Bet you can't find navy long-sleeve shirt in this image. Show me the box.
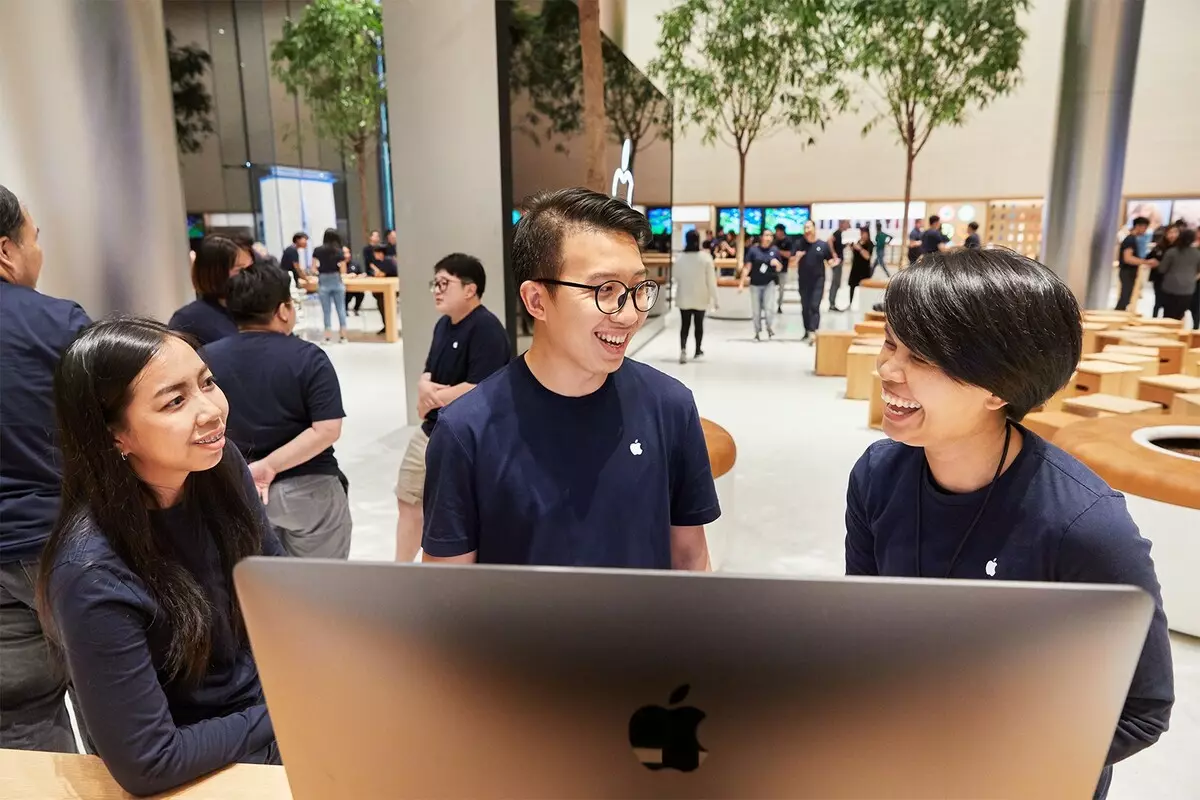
[45,451,285,796]
[845,426,1174,799]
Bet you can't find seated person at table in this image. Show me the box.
[168,235,254,346]
[368,244,398,334]
[38,318,284,797]
[394,253,509,562]
[422,188,719,569]
[204,264,351,559]
[344,244,366,315]
[844,248,1173,800]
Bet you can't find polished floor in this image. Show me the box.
[323,289,1199,799]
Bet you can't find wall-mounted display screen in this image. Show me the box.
[647,207,671,235]
[512,209,522,225]
[1125,199,1173,230]
[186,214,205,239]
[718,206,763,235]
[764,206,810,235]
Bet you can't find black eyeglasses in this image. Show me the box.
[429,277,463,293]
[536,279,659,314]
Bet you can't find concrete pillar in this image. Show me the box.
[0,1,191,319]
[1041,0,1144,309]
[379,0,509,426]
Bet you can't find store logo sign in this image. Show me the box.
[611,138,635,206]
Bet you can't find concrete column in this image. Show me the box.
[0,1,191,318]
[379,0,509,425]
[1041,0,1144,309]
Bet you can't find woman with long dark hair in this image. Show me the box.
[847,226,874,309]
[845,249,1173,799]
[1156,227,1200,321]
[37,318,283,796]
[168,235,253,345]
[673,228,718,363]
[1146,224,1179,318]
[309,227,349,343]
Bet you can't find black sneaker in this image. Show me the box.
[694,350,705,360]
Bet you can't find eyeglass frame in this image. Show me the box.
[534,278,660,314]
[428,276,465,293]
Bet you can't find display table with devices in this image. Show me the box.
[0,750,291,800]
[1054,414,1200,636]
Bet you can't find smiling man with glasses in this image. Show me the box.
[393,253,509,562]
[421,187,719,570]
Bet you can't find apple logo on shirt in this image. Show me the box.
[452,341,459,349]
[630,440,643,456]
[986,558,998,577]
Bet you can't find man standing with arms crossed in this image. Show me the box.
[421,188,718,569]
[0,186,91,752]
[394,253,510,561]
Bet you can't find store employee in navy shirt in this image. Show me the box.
[168,235,253,346]
[422,188,719,569]
[0,186,92,753]
[394,253,510,562]
[845,249,1173,799]
[740,229,783,341]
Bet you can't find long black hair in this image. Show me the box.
[38,317,266,685]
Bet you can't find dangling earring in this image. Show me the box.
[119,451,128,461]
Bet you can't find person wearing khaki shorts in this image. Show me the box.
[394,254,511,561]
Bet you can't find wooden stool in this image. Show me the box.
[1074,361,1142,398]
[1185,331,1200,349]
[814,330,860,376]
[1081,322,1107,355]
[1086,351,1159,378]
[868,371,884,430]
[1023,411,1093,442]
[1062,394,1162,418]
[853,336,885,347]
[853,320,886,336]
[846,345,881,400]
[1103,344,1159,359]
[1094,331,1156,351]
[1138,374,1200,408]
[1125,338,1186,374]
[1185,348,1200,377]
[1121,325,1181,338]
[1172,393,1200,417]
[865,310,887,323]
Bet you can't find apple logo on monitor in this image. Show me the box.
[628,684,707,772]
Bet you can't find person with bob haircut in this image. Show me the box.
[204,264,352,559]
[844,248,1173,799]
[168,234,254,346]
[38,318,284,796]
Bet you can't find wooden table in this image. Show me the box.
[342,276,400,343]
[0,750,291,800]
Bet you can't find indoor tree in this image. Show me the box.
[650,0,848,265]
[270,0,386,244]
[846,0,1029,241]
[578,0,608,192]
[166,30,214,156]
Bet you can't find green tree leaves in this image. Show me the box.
[166,30,214,156]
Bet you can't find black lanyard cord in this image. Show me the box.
[916,421,1013,579]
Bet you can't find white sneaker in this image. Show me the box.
[679,349,688,364]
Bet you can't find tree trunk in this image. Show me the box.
[578,0,607,193]
[901,138,914,269]
[736,146,747,272]
[355,141,370,248]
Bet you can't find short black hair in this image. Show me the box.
[226,263,292,327]
[512,187,651,288]
[968,221,979,232]
[684,229,701,252]
[884,248,1081,421]
[1132,216,1150,227]
[928,215,941,226]
[0,185,24,242]
[372,245,386,255]
[434,252,487,298]
[292,232,308,244]
[1177,228,1197,249]
[775,223,786,233]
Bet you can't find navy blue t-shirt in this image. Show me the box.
[202,332,345,481]
[744,245,783,286]
[0,280,91,563]
[280,245,302,275]
[45,450,284,796]
[845,428,1173,798]
[422,305,510,435]
[1119,234,1140,270]
[797,238,832,275]
[920,226,950,254]
[169,299,239,346]
[422,356,721,567]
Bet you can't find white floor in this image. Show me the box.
[321,288,1199,798]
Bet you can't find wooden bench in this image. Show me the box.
[1138,374,1200,408]
[1172,393,1200,417]
[846,345,882,400]
[1023,411,1093,442]
[1062,394,1162,418]
[1124,338,1187,375]
[1074,361,1142,398]
[1081,321,1108,355]
[864,310,887,323]
[814,331,861,376]
[0,749,291,799]
[1085,351,1159,378]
